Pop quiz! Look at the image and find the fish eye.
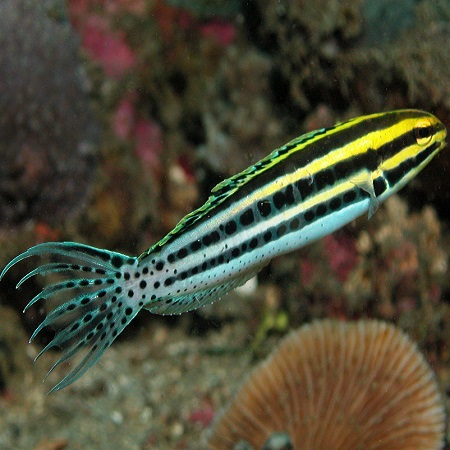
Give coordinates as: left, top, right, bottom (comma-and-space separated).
414, 120, 434, 146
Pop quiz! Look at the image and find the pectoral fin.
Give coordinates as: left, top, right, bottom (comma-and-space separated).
350, 172, 379, 219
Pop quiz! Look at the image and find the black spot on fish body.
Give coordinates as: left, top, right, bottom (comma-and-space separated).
304, 210, 315, 222
264, 231, 272, 242
111, 255, 123, 268
240, 209, 255, 226
343, 190, 357, 203
373, 177, 387, 197
314, 169, 335, 190
316, 203, 327, 217
249, 238, 258, 249
83, 314, 93, 323
273, 191, 286, 210
202, 234, 212, 246
257, 200, 272, 217
296, 178, 314, 200
210, 230, 220, 243
334, 160, 353, 180
225, 220, 237, 235
329, 197, 342, 211
290, 217, 300, 230
284, 184, 296, 205
277, 225, 287, 237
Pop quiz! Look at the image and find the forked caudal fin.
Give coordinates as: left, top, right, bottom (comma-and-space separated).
0, 242, 142, 394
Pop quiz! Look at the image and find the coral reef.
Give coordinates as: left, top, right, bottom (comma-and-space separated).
0, 0, 448, 446
0, 319, 253, 448
361, 0, 418, 46
166, 0, 241, 19
253, 0, 450, 117
253, 0, 364, 111
349, 0, 450, 113
208, 320, 445, 449
0, 306, 33, 395
0, 0, 98, 227
346, 197, 447, 320
264, 196, 449, 359
81, 15, 136, 79
199, 44, 285, 177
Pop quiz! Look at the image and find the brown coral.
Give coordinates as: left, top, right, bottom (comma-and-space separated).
208, 320, 445, 450
200, 44, 285, 177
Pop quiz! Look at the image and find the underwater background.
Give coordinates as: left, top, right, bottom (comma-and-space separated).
0, 0, 449, 448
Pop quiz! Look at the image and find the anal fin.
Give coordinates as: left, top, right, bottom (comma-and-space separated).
146, 261, 268, 315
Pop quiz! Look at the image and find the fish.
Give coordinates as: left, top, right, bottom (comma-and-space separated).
1, 109, 447, 393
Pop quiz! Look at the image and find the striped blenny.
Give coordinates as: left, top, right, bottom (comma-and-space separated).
1, 109, 447, 392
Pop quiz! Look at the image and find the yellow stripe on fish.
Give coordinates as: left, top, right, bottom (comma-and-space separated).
1, 109, 447, 392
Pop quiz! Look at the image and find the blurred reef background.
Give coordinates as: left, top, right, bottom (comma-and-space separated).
0, 0, 449, 448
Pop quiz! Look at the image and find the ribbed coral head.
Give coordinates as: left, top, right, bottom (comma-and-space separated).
208, 320, 445, 450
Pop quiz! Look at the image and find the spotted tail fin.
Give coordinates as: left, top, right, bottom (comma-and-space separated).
0, 242, 141, 394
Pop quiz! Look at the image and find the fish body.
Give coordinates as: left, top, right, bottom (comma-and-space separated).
1, 109, 447, 392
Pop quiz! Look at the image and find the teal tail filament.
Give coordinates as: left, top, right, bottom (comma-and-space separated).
1, 242, 141, 393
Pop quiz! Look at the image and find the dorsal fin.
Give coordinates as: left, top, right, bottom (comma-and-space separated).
211, 129, 327, 198
140, 129, 328, 259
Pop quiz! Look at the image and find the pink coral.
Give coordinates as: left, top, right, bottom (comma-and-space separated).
134, 119, 163, 173
112, 95, 136, 140
111, 95, 164, 175
188, 404, 215, 428
81, 16, 135, 79
69, 0, 145, 21
299, 258, 318, 286
199, 20, 236, 47
323, 233, 358, 282
104, 0, 146, 15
